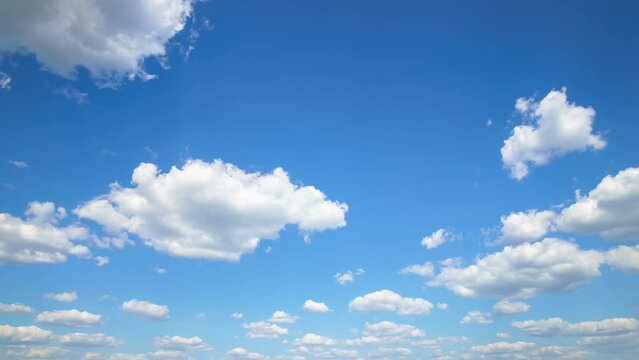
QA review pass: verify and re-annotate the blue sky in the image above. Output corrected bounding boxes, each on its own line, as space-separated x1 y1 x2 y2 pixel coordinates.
1 1 638 359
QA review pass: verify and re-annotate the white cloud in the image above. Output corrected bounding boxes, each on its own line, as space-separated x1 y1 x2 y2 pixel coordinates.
121 299 169 321
44 291 77 302
493 300 530 315
303 299 331 313
267 311 298 324
0 72 10 90
154 335 212 351
501 167 639 242
0 325 53 344
461 311 493 324
334 269 365 285
429 238 604 299
501 88 606 179
230 312 244 319
55 86 88 104
470 341 535 354
3 346 69 359
223 347 269 360
436 303 448 310
95 256 110 266
605 245 639 271
0 0 195 85
8 160 28 168
557 167 639 240
500 210 557 244
75 160 348 262
421 228 459 250
35 309 101 327
512 317 639 337
0 303 34 313
399 261 435 277
154 268 168 275
348 290 433 316
366 347 412 359
0 202 90 264
59 332 124 346
293 333 337 346
242 321 288 339
496 332 512 339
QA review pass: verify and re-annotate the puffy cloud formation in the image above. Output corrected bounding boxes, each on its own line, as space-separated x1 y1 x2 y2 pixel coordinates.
75 160 348 262
293 333 337 346
0 325 53 344
303 299 331 313
399 261 435 277
501 88 606 179
366 347 412 358
348 290 433 316
605 245 639 271
470 341 535 355
461 311 493 325
0 303 34 313
35 309 101 328
44 291 77 302
154 335 212 351
242 321 288 339
267 311 298 324
501 167 639 242
493 300 530 315
121 299 169 321
58 332 124 346
0 202 90 264
3 346 69 359
421 228 459 250
0 0 194 85
429 238 604 299
223 347 269 360
512 317 639 337
500 210 557 244
230 312 244 319
334 268 365 285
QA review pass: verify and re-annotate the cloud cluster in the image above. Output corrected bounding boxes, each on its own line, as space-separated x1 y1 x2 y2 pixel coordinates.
303 300 331 313
0 202 90 264
334 268 365 285
501 88 606 179
421 228 459 250
76 160 348 262
35 309 101 328
121 299 169 321
242 321 288 339
44 291 77 303
154 335 212 351
348 290 433 316
0 0 194 85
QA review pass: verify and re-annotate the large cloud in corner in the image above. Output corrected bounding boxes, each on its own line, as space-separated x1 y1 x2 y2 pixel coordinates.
75 159 348 261
501 88 606 180
0 0 194 85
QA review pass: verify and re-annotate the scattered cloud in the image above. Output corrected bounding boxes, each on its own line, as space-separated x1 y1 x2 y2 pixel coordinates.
512 317 639 337
0 325 53 344
230 312 244 319
461 311 493 324
242 321 288 339
0 201 90 264
55 86 88 104
44 291 77 302
303 299 331 313
267 311 298 324
399 261 435 277
154 335 212 351
8 160 28 168
0 72 10 90
493 300 530 315
95 256 110 266
501 88 606 179
334 268 365 285
0 0 195 86
121 299 169 321
0 302 34 313
154 268 168 275
348 290 433 316
421 228 460 250
59 332 124 347
35 309 101 327
75 159 348 261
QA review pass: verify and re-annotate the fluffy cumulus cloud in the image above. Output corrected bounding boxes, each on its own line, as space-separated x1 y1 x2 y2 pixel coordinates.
0 302 34 313
121 299 169 321
421 228 459 250
493 300 530 315
3 346 69 359
154 335 212 351
428 238 604 299
293 333 337 346
0 325 53 344
44 291 77 302
512 317 639 337
399 261 435 277
461 311 493 325
75 160 348 262
501 88 606 179
303 299 331 313
605 245 639 271
242 321 288 339
0 202 90 264
0 0 195 85
366 347 412 358
334 268 365 285
348 290 433 316
267 311 298 324
469 341 536 355
59 332 124 347
35 309 101 328
223 347 269 360
501 167 639 242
